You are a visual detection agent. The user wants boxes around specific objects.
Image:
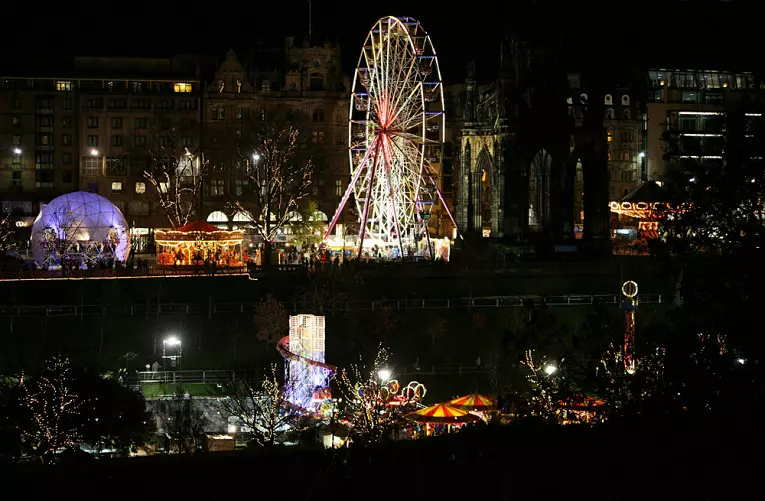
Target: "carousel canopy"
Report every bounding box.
[155,221,244,242]
[448,393,495,411]
[405,403,479,424]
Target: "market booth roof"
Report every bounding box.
[448,393,495,411]
[405,403,479,424]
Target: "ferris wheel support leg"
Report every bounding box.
[358,144,381,260]
[424,219,434,260]
[382,149,405,259]
[323,138,378,243]
[434,187,465,243]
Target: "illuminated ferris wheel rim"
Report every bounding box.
[346,15,446,249]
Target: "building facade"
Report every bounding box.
[645,69,761,183]
[202,41,350,238]
[1,43,352,252]
[0,56,201,251]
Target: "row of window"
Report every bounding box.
[7,96,197,111]
[607,130,636,143]
[607,150,637,162]
[207,106,344,123]
[53,80,194,93]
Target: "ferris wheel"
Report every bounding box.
[324,16,457,258]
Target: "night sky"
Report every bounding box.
[8,1,758,83]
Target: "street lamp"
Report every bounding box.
[12,147,22,155]
[253,153,261,162]
[378,368,392,382]
[90,148,99,156]
[162,336,183,371]
[543,363,557,376]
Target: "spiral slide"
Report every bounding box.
[277,336,337,415]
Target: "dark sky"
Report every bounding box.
[8,1,758,83]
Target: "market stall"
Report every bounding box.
[154,221,245,268]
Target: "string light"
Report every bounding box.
[20,357,85,457]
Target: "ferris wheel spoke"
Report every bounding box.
[388,82,423,130]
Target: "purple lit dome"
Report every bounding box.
[31,191,131,268]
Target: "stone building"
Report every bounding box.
[566,75,644,203]
[446,34,614,252]
[202,41,350,232]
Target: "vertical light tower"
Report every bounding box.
[621,281,639,374]
[285,315,328,410]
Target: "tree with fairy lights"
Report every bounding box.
[230,112,314,262]
[20,357,84,460]
[338,346,417,444]
[520,349,562,422]
[220,365,307,447]
[0,210,15,255]
[142,115,209,229]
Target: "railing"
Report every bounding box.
[127,366,494,389]
[0,266,249,281]
[129,370,231,385]
[0,293,670,318]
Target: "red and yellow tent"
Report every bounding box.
[448,393,495,411]
[405,403,479,424]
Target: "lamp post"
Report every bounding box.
[378,368,392,383]
[162,336,182,371]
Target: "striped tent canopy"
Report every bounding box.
[449,393,495,411]
[405,403,480,424]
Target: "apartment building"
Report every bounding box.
[1,43,352,250]
[0,56,201,251]
[645,69,762,182]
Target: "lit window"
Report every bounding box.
[335,179,343,196]
[174,82,192,93]
[111,181,123,193]
[159,182,169,193]
[56,80,72,91]
[135,182,146,194]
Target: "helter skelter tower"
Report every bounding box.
[323,16,460,259]
[621,281,639,375]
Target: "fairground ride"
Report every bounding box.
[277,315,337,415]
[323,16,461,259]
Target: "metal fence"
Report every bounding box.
[129,370,231,385]
[0,293,669,318]
[127,365,493,388]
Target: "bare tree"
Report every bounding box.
[142,116,208,229]
[220,365,307,446]
[35,204,82,270]
[254,294,289,343]
[20,357,84,459]
[0,211,15,255]
[232,115,314,245]
[338,346,410,444]
[157,392,208,454]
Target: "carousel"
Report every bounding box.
[610,181,672,255]
[154,221,245,268]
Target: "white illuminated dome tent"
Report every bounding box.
[30,191,131,269]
